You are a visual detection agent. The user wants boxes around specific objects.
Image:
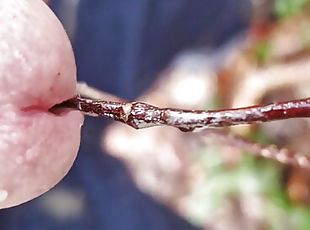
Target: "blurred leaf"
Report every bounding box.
[301,23,310,48]
[274,0,310,18]
[255,40,271,64]
[291,206,310,229]
[249,128,274,145]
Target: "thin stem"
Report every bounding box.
[194,129,310,168]
[57,96,310,132]
[53,96,310,168]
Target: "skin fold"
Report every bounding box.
[0,0,83,208]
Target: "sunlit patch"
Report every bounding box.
[40,188,85,220]
[0,190,8,203]
[169,72,215,107]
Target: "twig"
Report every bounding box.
[194,129,310,168]
[55,97,310,132]
[52,96,310,168]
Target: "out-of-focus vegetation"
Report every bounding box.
[184,1,310,229]
[104,1,310,229]
[275,0,310,18]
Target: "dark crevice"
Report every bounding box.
[48,97,79,115]
[21,97,78,116]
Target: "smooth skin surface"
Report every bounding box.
[0,0,83,208]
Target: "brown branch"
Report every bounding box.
[52,96,310,168]
[56,96,310,132]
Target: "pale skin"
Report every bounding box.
[0,0,83,208]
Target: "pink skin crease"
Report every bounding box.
[0,0,83,208]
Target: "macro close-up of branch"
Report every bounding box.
[50,84,310,170]
[2,0,310,230]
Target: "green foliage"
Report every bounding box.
[274,0,310,18]
[189,138,310,229]
[255,40,271,64]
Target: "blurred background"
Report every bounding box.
[2,0,310,229]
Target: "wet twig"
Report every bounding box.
[54,96,310,168]
[58,96,310,132]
